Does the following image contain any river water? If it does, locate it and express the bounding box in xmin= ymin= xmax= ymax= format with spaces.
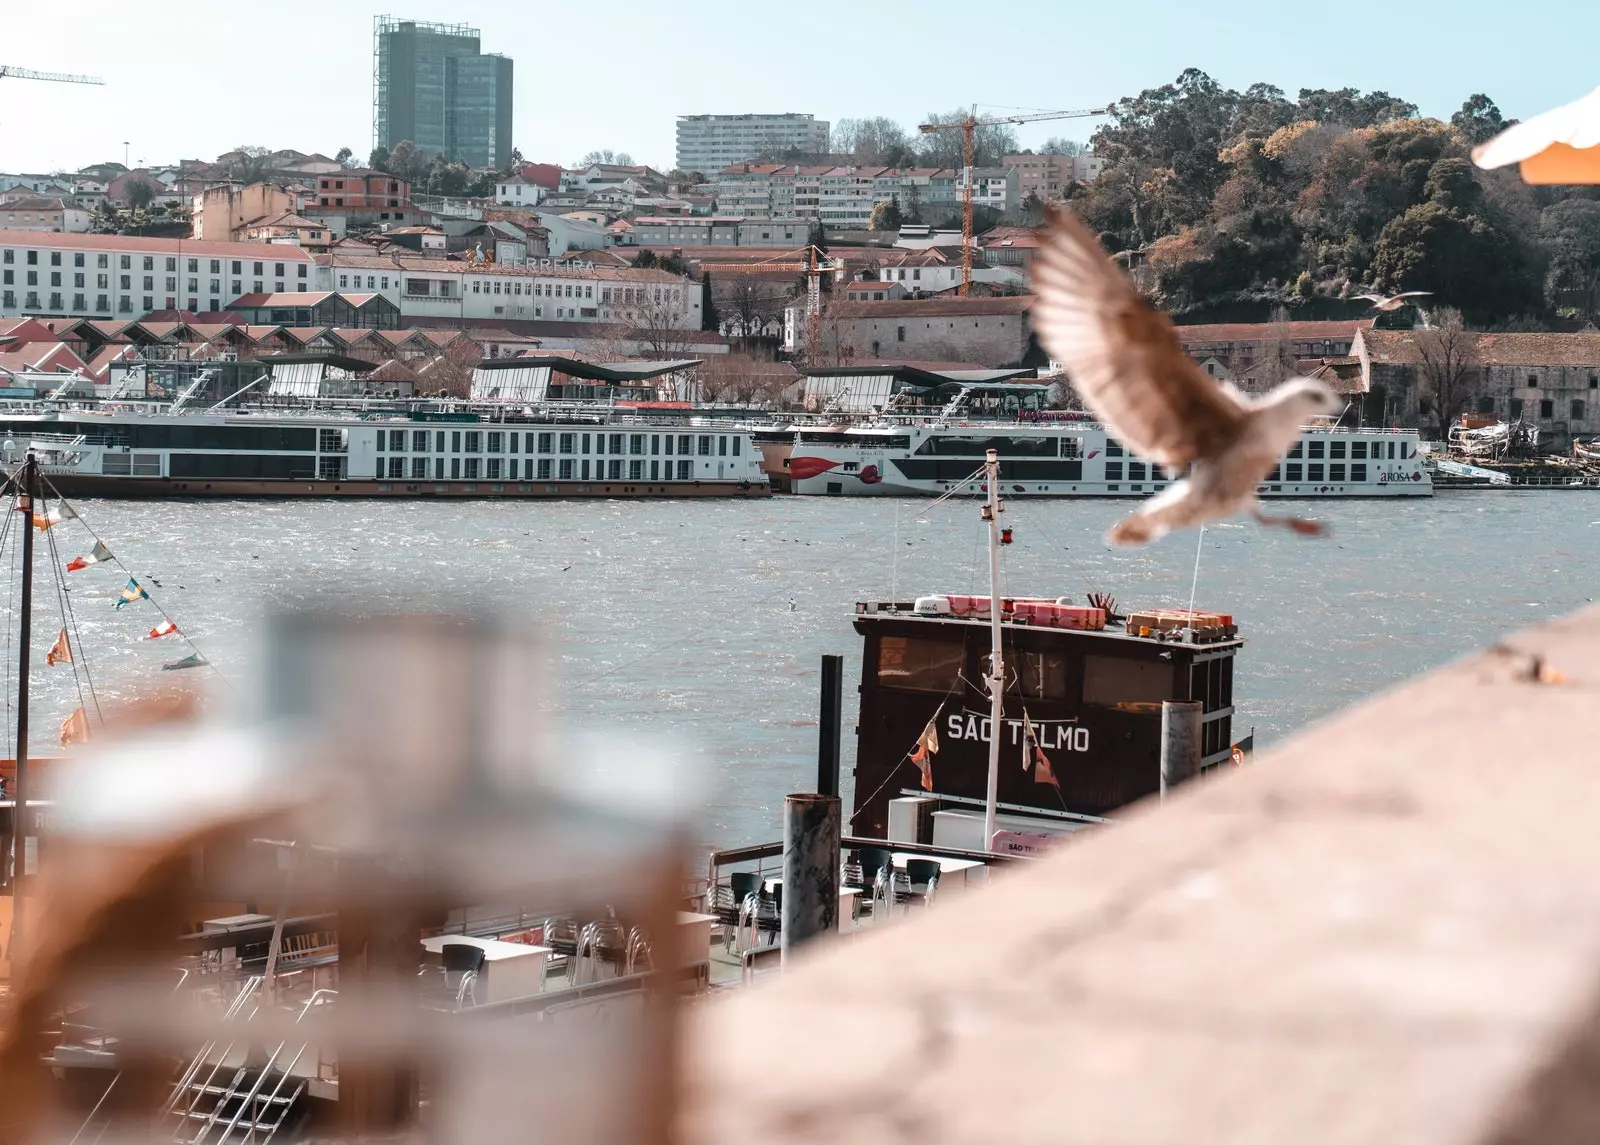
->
xmin=12 ymin=492 xmax=1599 ymax=845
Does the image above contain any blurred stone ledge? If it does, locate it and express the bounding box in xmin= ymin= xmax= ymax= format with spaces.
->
xmin=681 ymin=604 xmax=1600 ymax=1144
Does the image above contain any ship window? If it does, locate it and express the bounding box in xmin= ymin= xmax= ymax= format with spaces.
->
xmin=678 ymin=459 xmax=694 ymax=480
xmin=651 ymin=435 xmax=661 ymax=455
xmin=1104 ymin=440 xmax=1124 ymax=457
xmin=582 ymin=434 xmax=592 ymax=453
xmin=1265 ymin=466 xmax=1280 ymax=482
xmin=487 ymin=458 xmax=502 ymax=479
xmin=1104 ymin=462 xmax=1123 ymax=481
xmin=1329 ymin=440 xmax=1346 ymax=459
xmin=733 ymin=437 xmax=741 ymax=456
xmin=538 ymin=459 xmax=552 ymax=479
xmin=1330 ymin=463 xmax=1346 ymax=482
xmin=1287 ymin=442 xmax=1302 ymax=458
xmin=412 ymin=430 xmax=428 ymax=452
xmin=629 ymin=459 xmax=644 ymax=480
xmin=389 ymin=430 xmax=405 ymax=451
xmin=559 ymin=459 xmax=574 ymax=479
xmin=487 ymin=431 xmax=503 ymax=453
xmin=1127 ymin=461 xmax=1147 ymax=481
xmin=608 ymin=459 xmax=623 ymax=480
xmin=538 ymin=432 xmax=554 ymax=453
xmin=876 ymin=635 xmax=964 ymax=694
xmin=1351 ymin=441 xmax=1367 ymax=460
xmin=411 ymin=458 xmax=427 ymax=480
xmin=436 ymin=432 xmax=445 ymax=452
xmin=1082 ymin=654 xmax=1173 ymax=706
xmin=1285 ymin=463 xmax=1303 ymax=482
xmin=610 ymin=433 xmax=625 ymax=454
xmin=1351 ymin=463 xmax=1368 ymax=482
xmin=630 ymin=434 xmax=645 ymax=455
xmin=464 ymin=458 xmax=481 ymax=479
xmin=1308 ymin=463 xmax=1325 ymax=482
xmin=1307 ymin=440 xmax=1325 ymax=459
xmin=1013 ymin=651 xmax=1068 ymax=700
xmin=464 ymin=431 xmax=482 ymax=452
xmin=679 ymin=435 xmax=693 ymax=453
xmin=698 ymin=435 xmax=713 ymax=456
xmin=451 ymin=431 xmax=461 ymax=453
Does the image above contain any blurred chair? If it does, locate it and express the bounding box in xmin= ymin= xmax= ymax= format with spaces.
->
xmin=440 ymin=943 xmax=486 ymax=1009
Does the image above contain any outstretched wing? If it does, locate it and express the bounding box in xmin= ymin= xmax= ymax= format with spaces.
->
xmin=1030 ymin=208 xmax=1246 ymax=470
xmin=1391 ymin=291 xmax=1433 ymax=301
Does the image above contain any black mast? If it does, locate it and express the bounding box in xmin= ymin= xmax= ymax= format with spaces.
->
xmin=9 ymin=452 xmax=37 ymax=945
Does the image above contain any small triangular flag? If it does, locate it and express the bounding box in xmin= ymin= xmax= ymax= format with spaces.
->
xmin=143 ymin=619 xmax=179 ymax=641
xmin=114 ymin=578 xmax=149 ymax=610
xmin=45 ymin=628 xmax=71 ymax=666
xmin=58 ymin=706 xmax=89 ymax=747
xmin=161 ymin=653 xmax=208 ymax=672
xmin=67 ymin=541 xmax=113 ymax=572
xmin=908 ymin=709 xmax=941 ymax=792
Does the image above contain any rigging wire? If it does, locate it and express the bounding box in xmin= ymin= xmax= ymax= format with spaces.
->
xmin=1186 ymin=523 xmax=1207 ymax=621
xmin=0 ymin=481 xmax=16 ymax=764
xmin=35 ymin=473 xmax=236 ymax=694
xmin=40 ymin=512 xmax=101 ymax=726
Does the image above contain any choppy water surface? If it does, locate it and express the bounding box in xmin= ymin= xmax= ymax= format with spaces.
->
xmin=13 ymin=493 xmax=1599 ymax=845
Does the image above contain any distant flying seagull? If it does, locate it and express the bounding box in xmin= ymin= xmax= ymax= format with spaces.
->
xmin=1030 ymin=208 xmax=1340 ymax=546
xmin=1352 ymin=290 xmax=1432 ymax=311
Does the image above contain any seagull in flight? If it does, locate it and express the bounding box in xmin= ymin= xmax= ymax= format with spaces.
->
xmin=1030 ymin=207 xmax=1340 ymax=546
xmin=1352 ymin=289 xmax=1432 ymax=311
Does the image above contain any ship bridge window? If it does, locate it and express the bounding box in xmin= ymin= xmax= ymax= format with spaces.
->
xmin=1351 ymin=441 xmax=1367 ymax=460
xmin=876 ymin=635 xmax=965 ymax=694
xmin=1060 ymin=438 xmax=1083 ymax=459
xmin=1082 ymin=655 xmax=1174 ymax=707
xmin=1104 ymin=439 xmax=1124 ymax=457
xmin=1012 ymin=651 xmax=1069 ymax=700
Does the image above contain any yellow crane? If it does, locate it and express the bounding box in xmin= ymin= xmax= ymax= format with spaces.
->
xmin=918 ymin=105 xmax=1107 ymax=295
xmin=0 ymin=64 xmax=105 ymax=85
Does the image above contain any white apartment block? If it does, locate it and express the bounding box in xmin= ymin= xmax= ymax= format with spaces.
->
xmin=320 ymin=255 xmax=701 ymax=327
xmin=677 ymin=114 xmax=829 ymax=173
xmin=715 ymin=165 xmax=978 ymax=226
xmin=0 ymin=230 xmax=315 ymax=319
xmin=494 ymin=176 xmax=545 ymax=207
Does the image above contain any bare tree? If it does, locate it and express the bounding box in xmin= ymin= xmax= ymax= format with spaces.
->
xmin=414 ymin=338 xmax=480 ymax=399
xmin=917 ymin=110 xmax=1019 ymax=168
xmin=1413 ymin=307 xmax=1477 ymax=436
xmin=580 ymin=149 xmax=634 ymax=167
xmin=1038 ymin=137 xmax=1086 ymax=156
xmin=622 ymin=282 xmax=702 ymax=358
xmin=719 ymin=275 xmax=787 ymax=339
xmin=833 ymin=117 xmax=911 ymax=164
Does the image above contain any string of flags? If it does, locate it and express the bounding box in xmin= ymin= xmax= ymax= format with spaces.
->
xmin=1021 ymin=711 xmax=1059 ymax=790
xmin=44 ymin=508 xmax=215 ymax=747
xmin=908 ymin=704 xmax=943 ymax=792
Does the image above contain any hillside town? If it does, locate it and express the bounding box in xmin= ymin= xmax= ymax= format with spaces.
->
xmin=2 ymin=20 xmax=1600 ymax=461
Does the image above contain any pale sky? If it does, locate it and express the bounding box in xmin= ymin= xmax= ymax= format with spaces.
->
xmin=3 ymin=0 xmax=1597 ymax=175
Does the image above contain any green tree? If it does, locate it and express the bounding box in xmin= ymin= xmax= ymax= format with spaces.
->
xmin=1371 ymin=196 xmax=1536 ymax=324
xmin=1451 ymin=94 xmax=1510 ymax=146
xmin=1295 ymin=87 xmax=1416 ymax=128
xmin=334 ymin=146 xmax=354 ymax=167
xmin=369 ymin=145 xmax=391 ymax=172
xmin=806 ymin=219 xmax=827 ymax=251
xmin=867 ymin=198 xmax=904 ymax=232
xmin=1020 ymin=191 xmax=1047 ymax=226
xmin=125 ymin=179 xmax=155 ymax=211
xmin=1540 ymin=198 xmax=1600 ymax=317
xmin=635 ymin=249 xmax=658 ymax=269
xmin=386 ymin=140 xmax=422 ymax=182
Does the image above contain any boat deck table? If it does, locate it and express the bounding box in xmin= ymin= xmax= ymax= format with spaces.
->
xmin=420 ymin=934 xmax=553 ymax=1004
xmin=761 ymin=877 xmax=864 ymax=933
xmin=890 ymin=852 xmax=988 ymax=897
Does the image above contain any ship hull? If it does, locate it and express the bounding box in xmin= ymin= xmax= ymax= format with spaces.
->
xmin=42 ymin=475 xmax=770 ymax=500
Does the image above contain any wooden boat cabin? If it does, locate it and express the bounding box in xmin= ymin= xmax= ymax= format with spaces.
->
xmin=851 ymin=597 xmax=1242 ymax=845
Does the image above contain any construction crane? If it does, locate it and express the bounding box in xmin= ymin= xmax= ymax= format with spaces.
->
xmin=918 ymin=106 xmax=1107 ymax=295
xmin=697 ymin=245 xmax=842 ymax=361
xmin=0 ymin=64 xmax=105 ymax=85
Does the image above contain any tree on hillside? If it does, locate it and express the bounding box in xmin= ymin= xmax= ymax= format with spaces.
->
xmin=125 ymin=179 xmax=156 ymax=211
xmin=1020 ymin=192 xmax=1046 ymax=226
xmin=369 ymin=145 xmax=390 ymax=172
xmin=835 ymin=117 xmax=911 ymax=164
xmin=1370 ymin=157 xmax=1538 ymax=323
xmin=917 ymin=109 xmax=1018 ymax=168
xmin=868 ymin=198 xmax=904 ymax=232
xmin=223 ymin=145 xmax=272 ymax=183
xmin=580 ymin=149 xmax=633 ymax=167
xmin=721 ymin=274 xmax=786 ymax=338
xmin=1039 ymin=137 xmax=1086 ymax=156
xmin=1540 ymin=198 xmax=1600 ymax=318
xmin=1294 ymin=87 xmax=1416 ymax=128
xmin=385 ymin=141 xmax=425 ymax=183
xmin=1413 ymin=307 xmax=1476 ymax=436
xmin=335 ymin=146 xmax=354 ymax=167
xmin=1450 ymin=94 xmax=1512 ymax=146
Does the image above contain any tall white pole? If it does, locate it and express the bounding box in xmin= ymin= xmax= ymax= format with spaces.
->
xmin=982 ymin=448 xmax=1004 ymax=851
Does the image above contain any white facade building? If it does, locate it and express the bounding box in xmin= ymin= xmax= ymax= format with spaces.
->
xmin=319 ymin=255 xmax=701 ymax=328
xmin=676 ymin=114 xmax=829 ymax=173
xmin=494 ymin=176 xmax=545 ymax=207
xmin=0 ymin=230 xmax=316 ymax=319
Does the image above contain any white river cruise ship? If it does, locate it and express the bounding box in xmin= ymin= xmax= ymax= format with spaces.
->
xmin=756 ymin=421 xmax=1431 ymax=498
